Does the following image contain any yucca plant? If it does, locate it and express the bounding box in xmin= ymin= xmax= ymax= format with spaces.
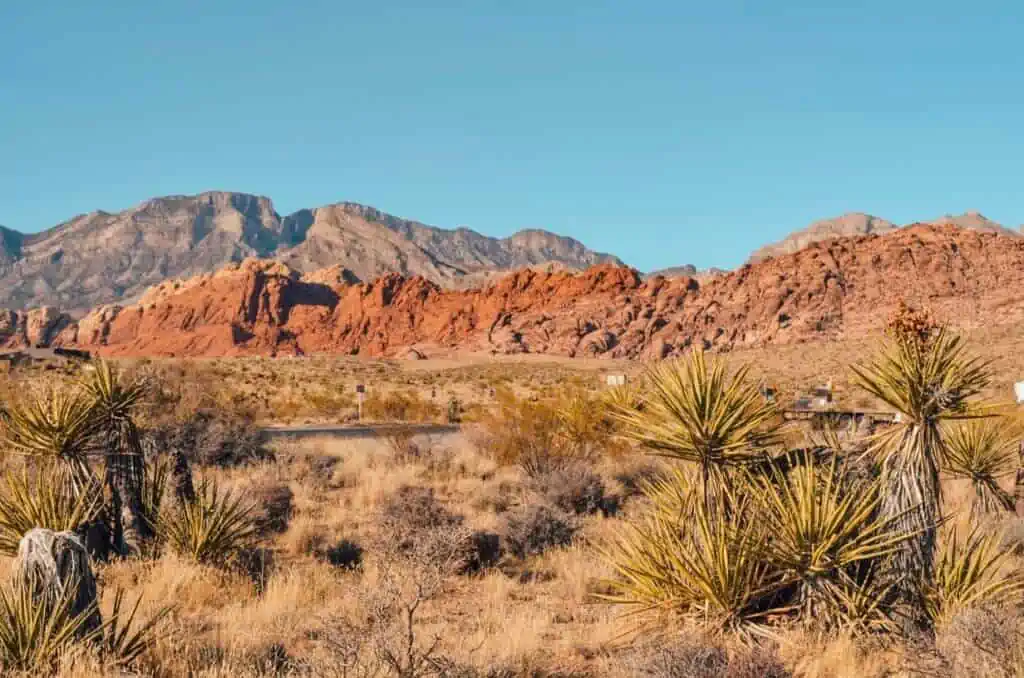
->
xmin=944 ymin=418 xmax=1017 ymax=515
xmin=745 ymin=453 xmax=915 ymax=623
xmin=600 ymin=487 xmax=785 ymax=639
xmin=102 ymin=589 xmax=171 ymax=669
xmin=0 ymin=467 xmax=103 ymax=556
xmin=613 ymin=351 xmax=781 ymax=515
xmin=82 ymin=360 xmax=153 ymax=555
xmin=0 ymin=578 xmax=101 ymax=673
xmin=927 ymin=527 xmax=1024 ymax=628
xmin=1 ymin=387 xmax=98 ymax=486
xmin=852 ymin=327 xmax=991 ymax=631
xmin=160 ymin=478 xmax=256 ymax=565
xmin=821 ymin=566 xmax=900 ymax=634
xmin=140 ymin=454 xmax=170 ymax=537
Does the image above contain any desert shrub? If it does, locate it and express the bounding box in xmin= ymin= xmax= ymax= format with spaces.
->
xmin=147 ymin=410 xmax=272 ymax=467
xmin=501 ymin=503 xmax=577 ymax=559
xmin=461 ymin=531 xmax=502 ymax=573
xmin=478 ymin=388 xmax=606 ymax=477
xmin=626 ymin=633 xmax=791 ymax=678
xmin=936 ymin=607 xmax=1024 ymax=678
xmin=318 ymin=539 xmax=364 ymax=570
xmin=362 ymin=390 xmax=440 ymax=423
xmin=377 ymin=487 xmax=498 ymax=574
xmin=249 ymin=482 xmax=293 ymax=536
xmin=160 ymin=478 xmax=257 ymax=565
xmin=530 ymin=465 xmax=613 ymax=516
xmin=378 ymin=487 xmax=462 ymax=539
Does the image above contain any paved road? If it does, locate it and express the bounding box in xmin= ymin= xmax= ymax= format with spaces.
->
xmin=260 ymin=422 xmax=461 ymax=440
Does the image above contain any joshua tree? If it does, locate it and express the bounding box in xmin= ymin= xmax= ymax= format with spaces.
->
xmin=80 ymin=361 xmax=153 ymax=556
xmin=852 ymin=324 xmax=990 ymax=633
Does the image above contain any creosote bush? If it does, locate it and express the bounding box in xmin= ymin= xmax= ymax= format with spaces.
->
xmin=501 ymin=503 xmax=577 ymax=559
xmin=479 ymin=387 xmax=611 ymax=477
xmin=146 ymin=410 xmax=272 ymax=468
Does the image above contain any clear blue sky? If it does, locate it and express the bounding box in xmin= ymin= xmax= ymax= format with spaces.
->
xmin=3 ymin=1 xmax=1023 ymax=271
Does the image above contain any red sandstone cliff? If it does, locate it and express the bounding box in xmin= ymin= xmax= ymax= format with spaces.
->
xmin=5 ymin=224 xmax=1024 ymax=360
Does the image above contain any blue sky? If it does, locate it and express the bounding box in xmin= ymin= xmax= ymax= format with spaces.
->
xmin=2 ymin=1 xmax=1023 ymax=271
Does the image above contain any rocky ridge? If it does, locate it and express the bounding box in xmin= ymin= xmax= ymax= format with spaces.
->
xmin=0 ymin=192 xmax=619 ymax=310
xmin=748 ymin=210 xmax=1021 ymax=263
xmin=6 ymin=223 xmax=1024 ymax=360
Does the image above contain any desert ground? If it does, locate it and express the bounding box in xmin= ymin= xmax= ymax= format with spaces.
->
xmin=1 ymin=319 xmax=1023 ymax=677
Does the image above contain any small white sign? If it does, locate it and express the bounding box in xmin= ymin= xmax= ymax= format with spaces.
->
xmin=1015 ymin=382 xmax=1024 ymax=404
xmin=606 ymin=374 xmax=626 ymax=387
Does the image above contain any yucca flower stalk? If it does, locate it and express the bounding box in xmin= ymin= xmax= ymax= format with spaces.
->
xmin=613 ymin=351 xmax=781 ymax=515
xmin=852 ymin=327 xmax=991 ymax=632
xmin=944 ymin=418 xmax=1017 ymax=516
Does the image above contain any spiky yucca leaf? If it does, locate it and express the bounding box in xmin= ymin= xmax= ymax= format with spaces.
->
xmin=614 ymin=351 xmax=781 ymax=508
xmin=140 ymin=455 xmax=170 ymax=534
xmin=944 ymin=419 xmax=1017 ymax=514
xmin=928 ymin=527 xmax=1024 ymax=627
xmin=745 ymin=453 xmax=914 ymax=619
xmin=102 ymin=589 xmax=171 ymax=668
xmin=0 ymin=578 xmax=100 ymax=672
xmin=80 ymin=360 xmax=148 ymax=425
xmin=0 ymin=468 xmax=103 ymax=556
xmin=600 ymin=489 xmax=785 ymax=638
xmin=821 ymin=567 xmax=899 ymax=634
xmin=1 ymin=388 xmax=97 ymax=478
xmin=160 ymin=478 xmax=256 ymax=565
xmin=601 ymin=381 xmax=642 ymax=415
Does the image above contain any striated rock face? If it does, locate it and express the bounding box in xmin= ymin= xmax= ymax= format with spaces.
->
xmin=0 ymin=192 xmax=619 ymax=311
xmin=10 ymin=223 xmax=1024 ymax=360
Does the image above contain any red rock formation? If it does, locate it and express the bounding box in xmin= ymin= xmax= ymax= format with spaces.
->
xmin=23 ymin=224 xmax=1024 ymax=360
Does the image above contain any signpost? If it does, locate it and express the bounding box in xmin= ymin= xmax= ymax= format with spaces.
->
xmin=356 ymin=384 xmax=365 ymax=422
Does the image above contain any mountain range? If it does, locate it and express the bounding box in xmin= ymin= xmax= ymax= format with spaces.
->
xmin=0 ymin=191 xmax=619 ymax=311
xmin=1 ymin=191 xmax=1021 ymax=319
xmin=6 ymin=222 xmax=1023 ymax=360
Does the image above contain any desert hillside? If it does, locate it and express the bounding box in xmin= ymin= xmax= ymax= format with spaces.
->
xmin=3 ymin=223 xmax=1023 ymax=359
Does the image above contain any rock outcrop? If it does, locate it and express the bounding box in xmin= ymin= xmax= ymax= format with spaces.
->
xmin=6 ymin=223 xmax=1023 ymax=360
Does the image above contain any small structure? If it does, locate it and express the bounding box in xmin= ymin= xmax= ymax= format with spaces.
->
xmin=605 ymin=374 xmax=627 ymax=387
xmin=1015 ymin=381 xmax=1024 ymax=404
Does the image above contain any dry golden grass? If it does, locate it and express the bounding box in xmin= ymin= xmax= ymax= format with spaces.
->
xmin=4 ymin=327 xmax=1024 ymax=675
